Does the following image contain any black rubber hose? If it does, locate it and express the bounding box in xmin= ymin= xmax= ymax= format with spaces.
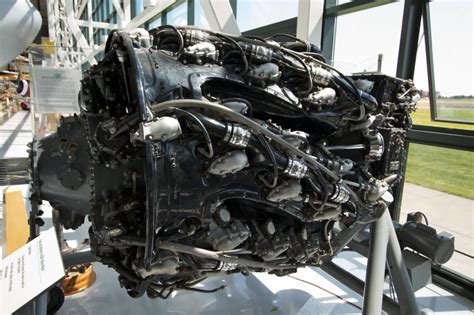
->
xmin=196 ymin=114 xmax=289 ymax=168
xmin=215 ymin=33 xmax=249 ymax=75
xmin=150 ymin=99 xmax=338 ymax=181
xmin=170 ymin=107 xmax=214 ymax=158
xmin=152 ymin=25 xmax=184 ymax=54
xmin=256 ymin=134 xmax=279 ymax=188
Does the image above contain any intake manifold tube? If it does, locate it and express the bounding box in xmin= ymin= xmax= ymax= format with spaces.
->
xmin=158 ymin=241 xmax=297 ymax=270
xmin=150 ymin=99 xmax=339 ymax=181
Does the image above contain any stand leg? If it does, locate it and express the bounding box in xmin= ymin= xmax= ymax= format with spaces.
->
xmin=333 ymin=222 xmax=367 ymax=255
xmin=362 ymin=209 xmax=390 ymax=315
xmin=386 ymin=213 xmax=421 ymax=315
xmin=52 ymin=209 xmax=67 ymax=250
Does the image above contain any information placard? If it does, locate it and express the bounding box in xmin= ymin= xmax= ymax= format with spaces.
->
xmin=31 ymin=66 xmax=81 ymax=113
xmin=1 ymin=228 xmax=65 ymax=314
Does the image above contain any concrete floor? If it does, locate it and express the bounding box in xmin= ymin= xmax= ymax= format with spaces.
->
xmin=0 ymin=111 xmax=31 ymax=159
xmin=1 ymin=111 xmax=474 ymax=314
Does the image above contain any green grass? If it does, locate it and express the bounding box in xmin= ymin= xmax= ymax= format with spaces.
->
xmin=405 ymin=99 xmax=474 ymax=199
xmin=436 ymin=98 xmax=473 ymax=109
xmin=411 ymin=108 xmax=474 ymax=130
xmin=406 ymin=143 xmax=474 ymax=199
xmin=437 ymin=108 xmax=474 ymax=121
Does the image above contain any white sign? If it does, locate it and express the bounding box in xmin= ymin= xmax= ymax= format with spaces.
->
xmin=31 ymin=66 xmax=81 ymax=113
xmin=1 ymin=228 xmax=65 ymax=314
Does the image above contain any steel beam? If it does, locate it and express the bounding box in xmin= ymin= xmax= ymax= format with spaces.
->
xmin=325 ymin=0 xmax=397 ymax=17
xmin=229 ymin=0 xmax=237 ymax=18
xmin=321 ymin=0 xmax=337 ymax=63
xmin=126 ymin=0 xmax=176 ymax=30
xmin=332 ymin=222 xmax=367 ymax=255
xmin=241 ymin=18 xmax=297 ymax=38
xmin=65 ymin=0 xmax=97 ymax=65
xmin=75 ymin=19 xmax=119 ymax=30
xmin=87 ymin=0 xmax=93 ymax=47
xmin=421 ymin=1 xmax=438 ymax=121
xmin=396 ymin=0 xmax=423 ymax=79
xmin=46 ymin=0 xmax=58 ymax=44
xmin=407 ymin=126 xmax=474 ymax=152
xmin=83 ymin=42 xmax=106 ymax=65
xmin=187 ymin=0 xmax=195 ymax=25
xmin=112 ymin=0 xmax=126 ymax=27
xmin=124 ymin=0 xmax=131 ymax=23
xmin=392 ymin=0 xmax=424 ymax=222
xmin=199 ymin=0 xmax=240 ymax=35
xmin=74 ymin=0 xmax=88 ymax=19
xmin=296 ymin=0 xmax=324 ymax=46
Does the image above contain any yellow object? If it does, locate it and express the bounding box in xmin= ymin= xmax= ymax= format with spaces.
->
xmin=60 ymin=264 xmax=96 ymax=296
xmin=42 ymin=39 xmax=55 ymax=55
xmin=2 ymin=186 xmax=30 ymax=256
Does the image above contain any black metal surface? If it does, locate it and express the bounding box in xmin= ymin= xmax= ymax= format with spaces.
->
xmin=422 ymin=0 xmax=438 ymax=122
xmin=62 ymin=248 xmax=96 ymax=268
xmin=325 ymin=0 xmax=396 ymax=17
xmin=398 ymin=221 xmax=455 ymax=265
xmin=321 ymin=0 xmax=337 ymax=63
xmin=242 ymin=18 xmax=297 ymax=37
xmin=229 ymin=0 xmax=237 ymax=17
xmin=432 ymin=266 xmax=474 ymax=301
xmin=408 ymin=125 xmax=474 ymax=152
xmin=396 ymin=0 xmax=423 ymax=79
xmin=187 ymin=0 xmax=195 ymax=25
xmin=391 ymin=0 xmax=425 ymax=224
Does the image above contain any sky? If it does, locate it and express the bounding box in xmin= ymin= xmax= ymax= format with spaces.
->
xmin=194 ymin=0 xmax=473 ymax=97
xmin=333 ymin=0 xmax=473 ymax=97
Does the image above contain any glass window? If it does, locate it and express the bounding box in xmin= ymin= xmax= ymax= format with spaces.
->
xmin=402 ymin=144 xmax=473 ymax=280
xmin=194 ymin=0 xmax=210 ymax=29
xmin=422 ymin=1 xmax=473 ymax=124
xmin=333 ymin=2 xmax=403 ymax=75
xmin=236 ymin=0 xmax=297 ymax=32
xmin=149 ymin=16 xmax=162 ymax=29
xmin=166 ymin=2 xmax=187 ymax=26
xmin=132 ymin=0 xmax=144 ymax=19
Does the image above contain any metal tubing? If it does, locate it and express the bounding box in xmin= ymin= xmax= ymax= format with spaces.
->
xmin=332 ymin=222 xmax=366 ymax=255
xmin=62 ymin=248 xmax=96 ymax=268
xmin=386 ymin=213 xmax=421 ymax=315
xmin=362 ymin=209 xmax=390 ymax=315
xmin=52 ymin=209 xmax=67 ymax=250
xmin=159 ymin=241 xmax=295 ymax=269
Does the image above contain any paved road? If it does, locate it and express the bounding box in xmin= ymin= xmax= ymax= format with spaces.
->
xmin=401 ymin=183 xmax=474 ymax=279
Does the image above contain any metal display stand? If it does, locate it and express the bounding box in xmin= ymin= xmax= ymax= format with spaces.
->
xmin=362 ymin=209 xmax=421 ymax=315
xmin=324 ymin=207 xmax=436 ymax=315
